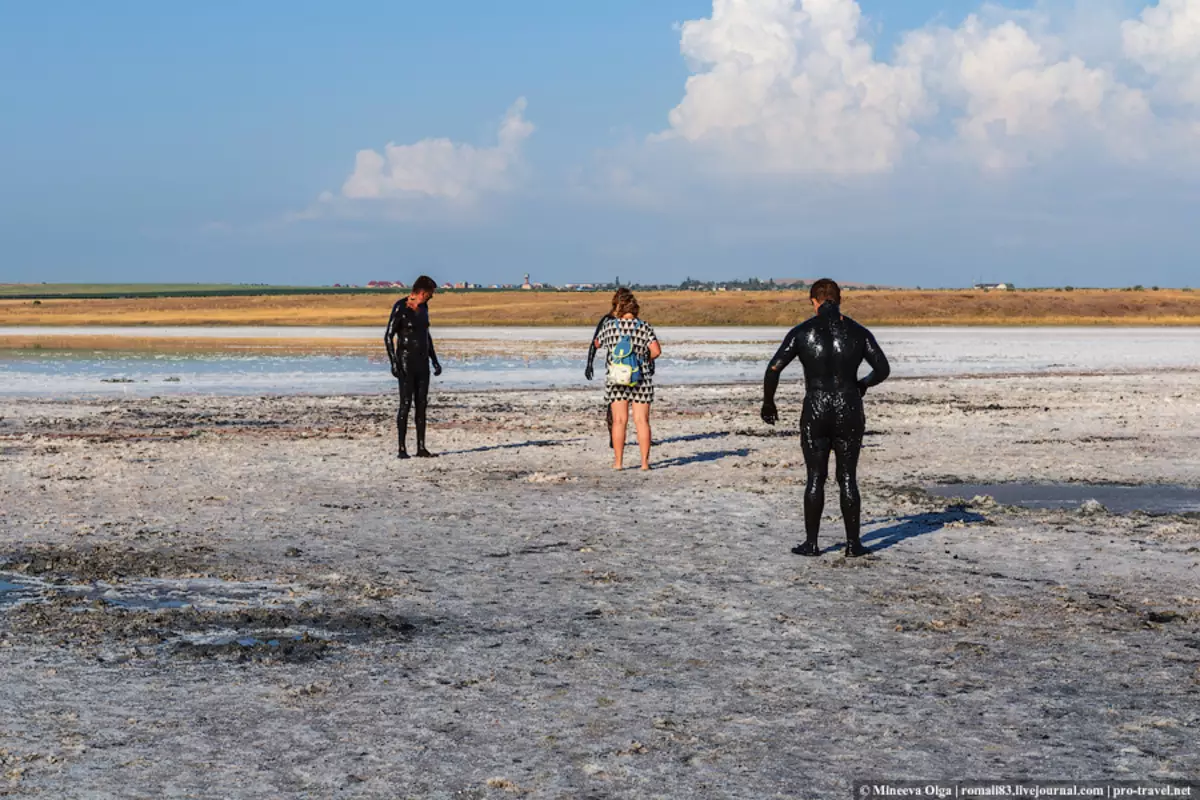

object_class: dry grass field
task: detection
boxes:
[0,334,379,354]
[2,289,1200,328]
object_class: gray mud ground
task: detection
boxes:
[1,374,1198,798]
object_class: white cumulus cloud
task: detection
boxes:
[658,0,1196,175]
[341,98,534,202]
[660,0,929,174]
[1123,0,1200,104]
[900,15,1152,170]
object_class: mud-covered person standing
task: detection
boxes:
[595,291,661,471]
[385,275,443,459]
[761,278,890,557]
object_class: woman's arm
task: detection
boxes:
[643,323,661,375]
[586,315,609,380]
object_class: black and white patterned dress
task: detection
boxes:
[597,317,659,404]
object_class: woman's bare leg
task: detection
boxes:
[610,400,629,469]
[632,402,652,470]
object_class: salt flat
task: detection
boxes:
[0,373,1197,798]
[4,327,1200,396]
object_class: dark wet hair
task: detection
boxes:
[614,291,640,319]
[810,278,841,306]
[610,287,634,313]
[412,275,437,293]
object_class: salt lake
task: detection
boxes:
[1,326,1197,396]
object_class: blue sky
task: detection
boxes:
[3,0,1197,288]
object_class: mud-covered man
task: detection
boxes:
[385,275,442,458]
[761,278,890,557]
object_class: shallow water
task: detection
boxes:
[926,483,1200,514]
[2,326,1199,397]
[0,576,35,606]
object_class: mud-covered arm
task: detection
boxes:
[761,330,799,424]
[585,315,608,381]
[384,303,401,373]
[858,330,890,395]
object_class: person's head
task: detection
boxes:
[610,287,634,315]
[809,278,841,312]
[613,290,640,320]
[410,275,437,304]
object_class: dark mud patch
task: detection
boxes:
[925,483,1200,515]
[5,596,421,664]
[876,484,954,510]
[732,427,802,439]
[2,544,218,581]
[22,396,389,439]
[954,402,1046,413]
[172,632,334,663]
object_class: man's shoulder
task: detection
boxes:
[841,315,873,337]
[792,318,818,336]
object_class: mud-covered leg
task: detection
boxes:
[396,377,412,459]
[834,433,867,557]
[795,418,831,557]
[414,372,435,458]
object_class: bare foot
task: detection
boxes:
[612,462,623,470]
[641,463,651,471]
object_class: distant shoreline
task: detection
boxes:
[2,288,1199,327]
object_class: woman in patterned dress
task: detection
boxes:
[594,291,662,470]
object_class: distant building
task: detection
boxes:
[521,273,533,291]
[367,280,407,289]
[975,282,1012,291]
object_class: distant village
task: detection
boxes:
[332,274,908,292]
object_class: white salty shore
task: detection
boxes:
[1,373,1198,798]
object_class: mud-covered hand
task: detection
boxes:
[432,360,443,377]
[390,360,403,380]
[857,379,868,398]
[584,359,595,381]
[761,399,778,426]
